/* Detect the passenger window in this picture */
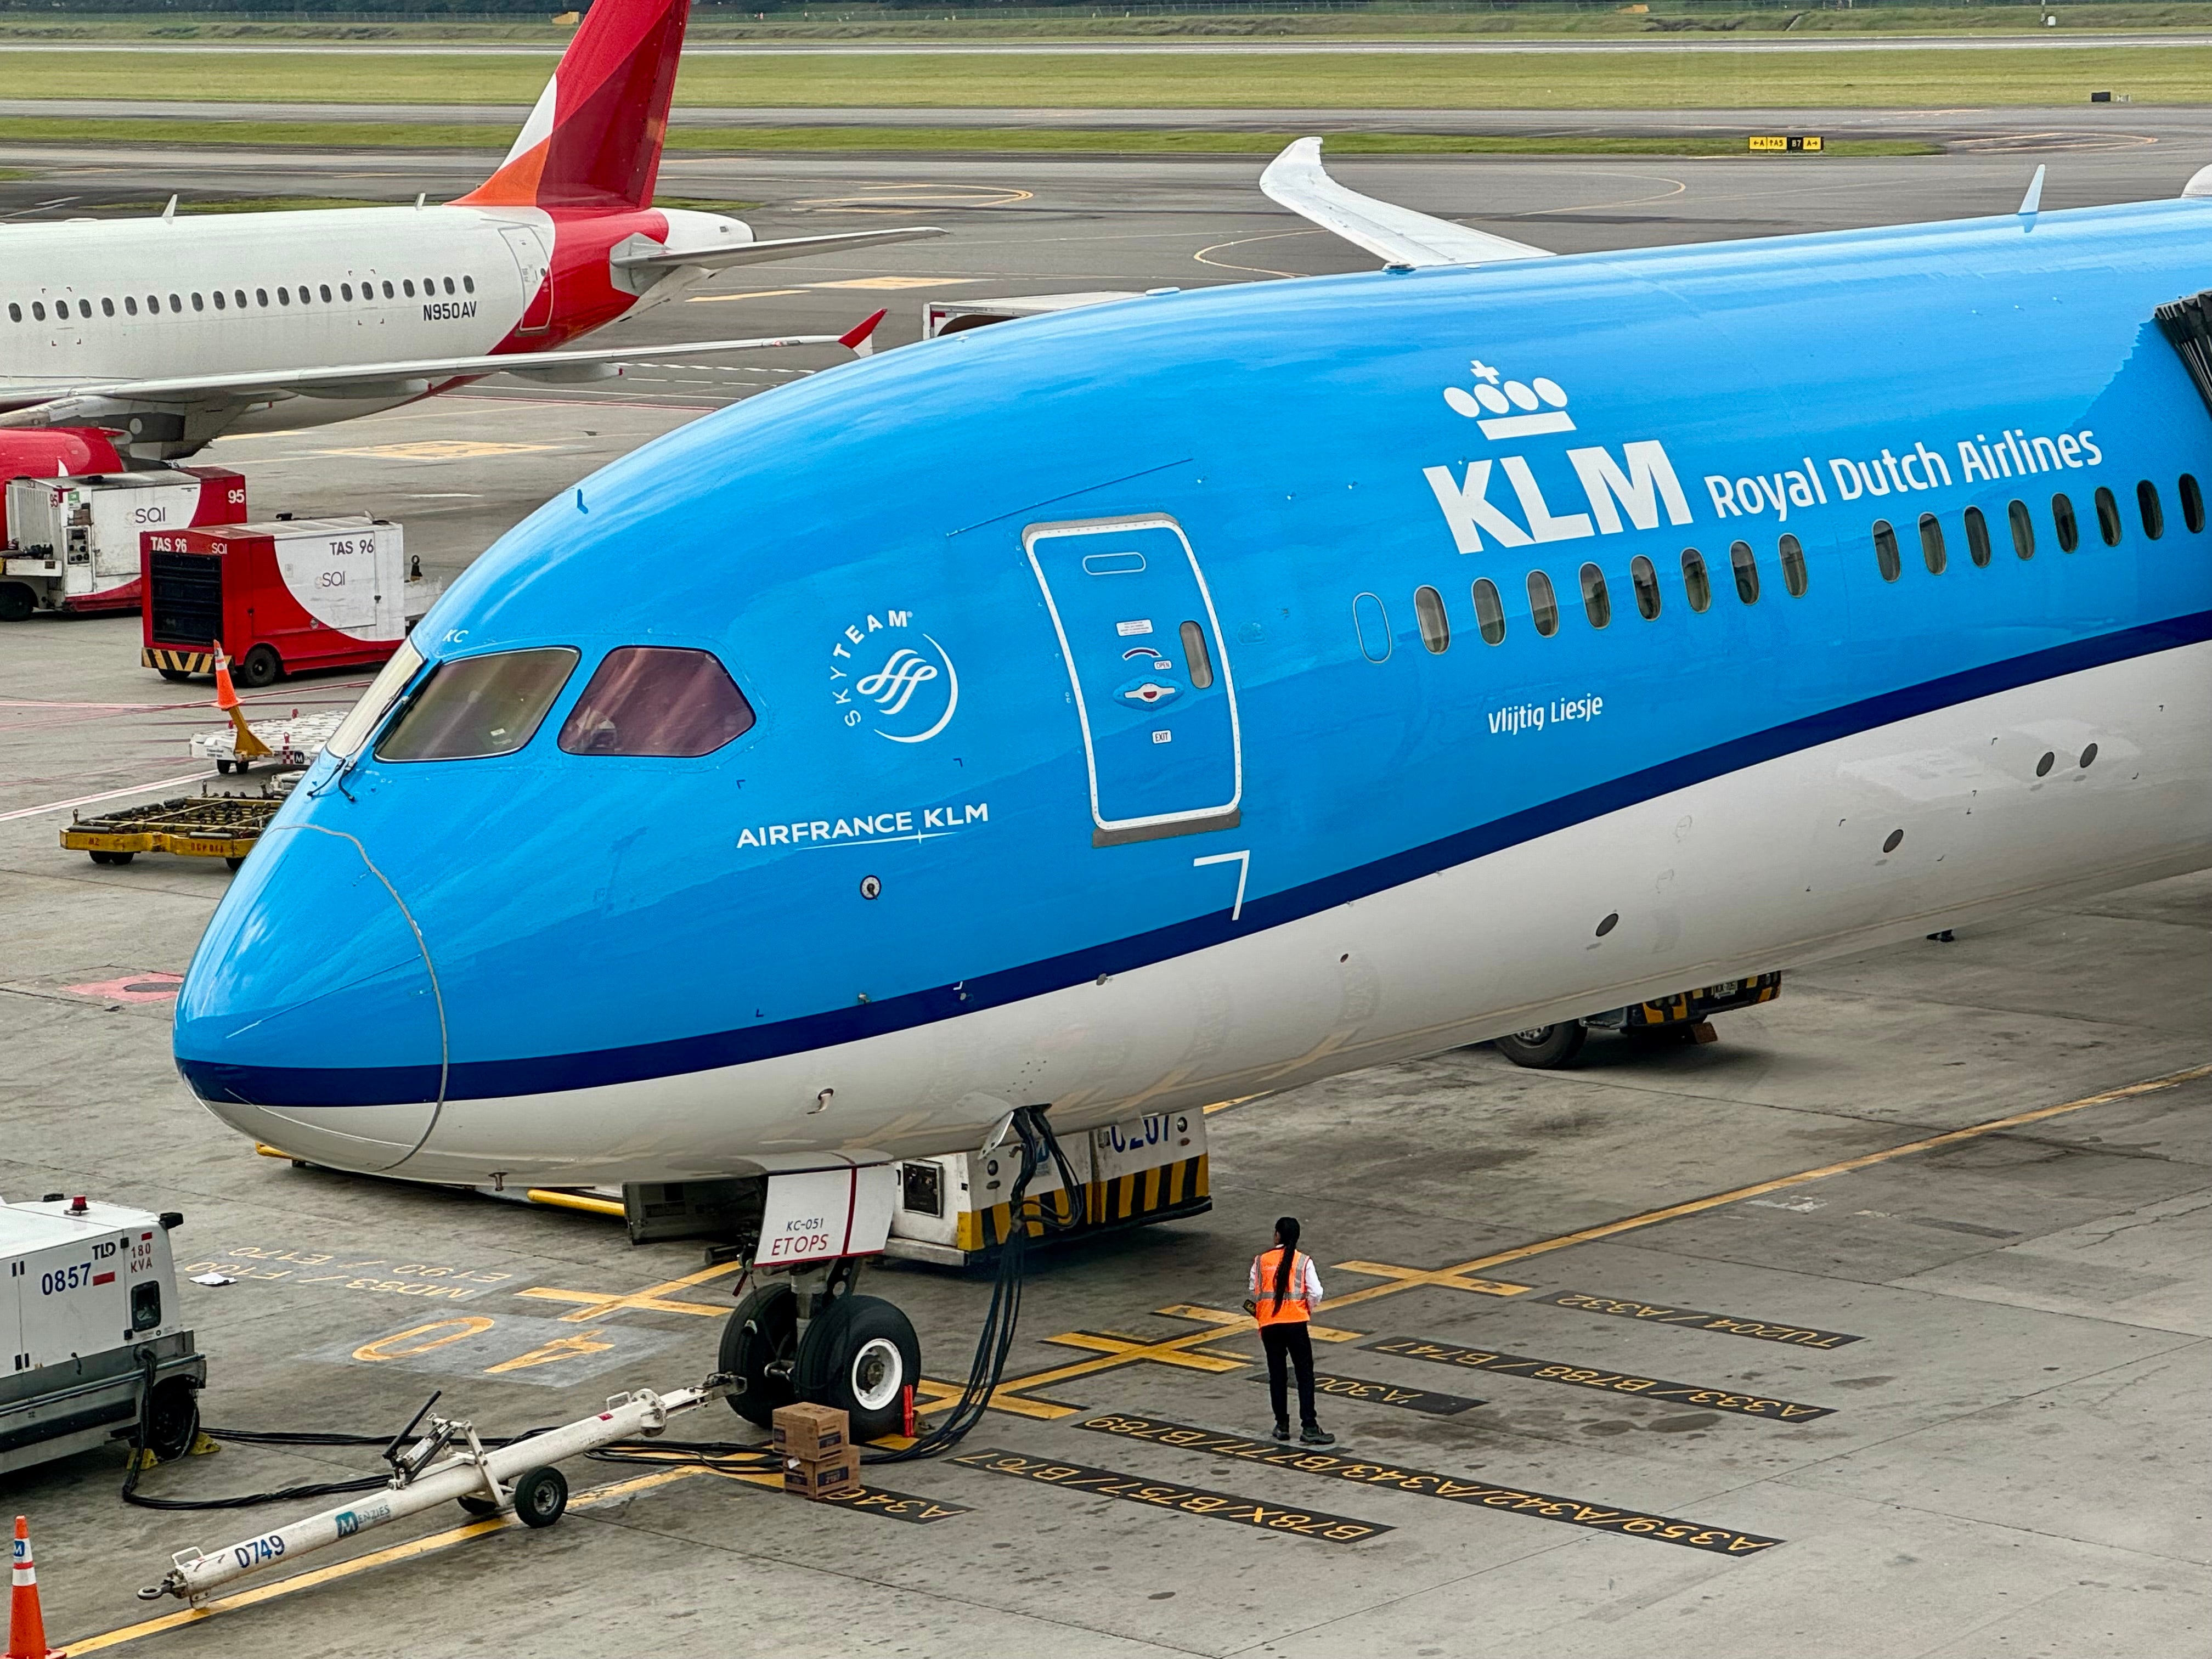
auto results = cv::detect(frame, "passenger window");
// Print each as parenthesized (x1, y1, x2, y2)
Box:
(74, 298, 87, 318)
(320, 284, 333, 303)
(145, 295, 159, 315)
(1352, 592, 1391, 663)
(2008, 499, 2034, 558)
(1470, 578, 1506, 645)
(1630, 554, 1661, 619)
(5, 304, 17, 323)
(1729, 539, 1760, 603)
(30, 302, 42, 321)
(376, 648, 580, 762)
(1178, 619, 1216, 687)
(382, 280, 395, 298)
(1527, 571, 1559, 637)
(212, 291, 224, 311)
(1962, 507, 1991, 567)
(234, 290, 245, 309)
(101, 297, 114, 317)
(341, 282, 353, 301)
(191, 292, 204, 312)
(1681, 548, 1712, 612)
(444, 277, 456, 295)
(1872, 520, 1900, 582)
(277, 287, 290, 306)
(1579, 563, 1611, 629)
(556, 647, 756, 757)
(255, 289, 268, 307)
(464, 275, 476, 294)
(2052, 492, 2079, 552)
(2182, 473, 2205, 533)
(1413, 585, 1449, 653)
(2136, 480, 2163, 540)
(1778, 533, 1808, 596)
(168, 294, 181, 313)
(123, 296, 137, 317)
(1918, 514, 1946, 575)
(2094, 487, 2121, 546)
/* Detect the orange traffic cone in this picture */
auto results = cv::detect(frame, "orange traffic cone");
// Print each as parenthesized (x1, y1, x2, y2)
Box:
(211, 640, 272, 764)
(8, 1516, 63, 1659)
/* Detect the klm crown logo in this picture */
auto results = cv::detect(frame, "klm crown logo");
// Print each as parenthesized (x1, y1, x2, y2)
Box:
(1443, 360, 1575, 440)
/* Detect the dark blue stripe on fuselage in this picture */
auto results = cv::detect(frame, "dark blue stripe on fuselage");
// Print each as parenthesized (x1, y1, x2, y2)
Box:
(175, 610, 2212, 1110)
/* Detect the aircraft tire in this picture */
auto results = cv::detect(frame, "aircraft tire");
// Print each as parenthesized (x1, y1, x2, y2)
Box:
(1494, 1022, 1589, 1069)
(721, 1281, 799, 1427)
(795, 1294, 919, 1442)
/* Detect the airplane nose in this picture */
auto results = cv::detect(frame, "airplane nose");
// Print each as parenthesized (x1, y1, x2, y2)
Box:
(174, 822, 446, 1172)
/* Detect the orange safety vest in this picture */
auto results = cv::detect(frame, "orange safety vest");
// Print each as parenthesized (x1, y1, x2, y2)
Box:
(1252, 1247, 1312, 1326)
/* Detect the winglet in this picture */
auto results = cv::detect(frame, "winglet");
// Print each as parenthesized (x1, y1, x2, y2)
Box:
(160, 195, 177, 224)
(839, 308, 889, 358)
(1259, 136, 1551, 270)
(2018, 163, 2047, 223)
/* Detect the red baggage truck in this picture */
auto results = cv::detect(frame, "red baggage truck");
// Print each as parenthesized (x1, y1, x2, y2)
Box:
(139, 515, 439, 686)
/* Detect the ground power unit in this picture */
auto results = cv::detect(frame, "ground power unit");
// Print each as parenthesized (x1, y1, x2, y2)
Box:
(0, 468, 245, 620)
(0, 1196, 204, 1477)
(140, 515, 440, 686)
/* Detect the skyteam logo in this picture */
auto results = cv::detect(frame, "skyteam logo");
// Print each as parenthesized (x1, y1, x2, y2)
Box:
(1443, 361, 1575, 441)
(829, 608, 960, 744)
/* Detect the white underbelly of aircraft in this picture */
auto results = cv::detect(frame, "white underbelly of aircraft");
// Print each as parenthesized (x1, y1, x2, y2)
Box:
(241, 641, 2212, 1186)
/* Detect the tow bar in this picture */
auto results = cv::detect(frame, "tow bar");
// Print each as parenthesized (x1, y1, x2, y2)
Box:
(139, 1375, 729, 1605)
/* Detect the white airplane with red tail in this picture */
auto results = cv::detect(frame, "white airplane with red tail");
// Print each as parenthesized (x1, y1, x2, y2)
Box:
(0, 0, 932, 468)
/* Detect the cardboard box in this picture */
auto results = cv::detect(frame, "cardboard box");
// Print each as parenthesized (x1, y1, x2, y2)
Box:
(772, 1401, 848, 1460)
(783, 1446, 860, 1500)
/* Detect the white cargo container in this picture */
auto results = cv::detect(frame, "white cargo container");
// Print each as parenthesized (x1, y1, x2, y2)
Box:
(0, 467, 246, 620)
(0, 1195, 204, 1475)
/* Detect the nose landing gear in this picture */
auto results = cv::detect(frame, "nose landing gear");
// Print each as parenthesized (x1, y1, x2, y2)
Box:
(721, 1258, 922, 1442)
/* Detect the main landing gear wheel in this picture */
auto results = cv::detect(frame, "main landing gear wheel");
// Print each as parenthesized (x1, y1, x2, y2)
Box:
(796, 1294, 920, 1442)
(1495, 1022, 1589, 1070)
(722, 1281, 799, 1429)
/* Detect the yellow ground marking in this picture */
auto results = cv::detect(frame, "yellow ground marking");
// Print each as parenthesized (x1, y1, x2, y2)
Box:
(484, 1331, 617, 1374)
(515, 1257, 742, 1323)
(1201, 1094, 1265, 1116)
(922, 1063, 2212, 1417)
(66, 1467, 703, 1654)
(687, 288, 803, 303)
(1322, 1061, 2212, 1304)
(313, 440, 557, 460)
(805, 275, 971, 291)
(1155, 1303, 1362, 1345)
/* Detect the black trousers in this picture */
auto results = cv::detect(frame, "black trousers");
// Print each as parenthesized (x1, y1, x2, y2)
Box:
(1261, 1320, 1318, 1427)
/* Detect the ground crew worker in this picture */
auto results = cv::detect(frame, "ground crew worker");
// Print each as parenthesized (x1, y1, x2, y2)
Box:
(1250, 1216, 1335, 1446)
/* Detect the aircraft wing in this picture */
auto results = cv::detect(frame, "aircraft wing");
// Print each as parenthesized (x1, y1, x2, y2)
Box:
(612, 225, 947, 274)
(0, 314, 888, 426)
(1260, 137, 1553, 269)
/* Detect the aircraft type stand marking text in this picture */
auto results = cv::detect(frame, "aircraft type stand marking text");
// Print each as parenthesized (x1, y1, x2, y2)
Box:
(1364, 1338, 1835, 1422)
(1077, 1415, 1784, 1555)
(1534, 1290, 1864, 1349)
(949, 1448, 1387, 1543)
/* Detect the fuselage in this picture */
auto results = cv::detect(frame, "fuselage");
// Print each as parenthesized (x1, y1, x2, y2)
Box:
(174, 195, 2212, 1184)
(0, 204, 737, 445)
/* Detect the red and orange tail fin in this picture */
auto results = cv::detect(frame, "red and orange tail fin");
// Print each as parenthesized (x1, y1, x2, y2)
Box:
(455, 0, 689, 212)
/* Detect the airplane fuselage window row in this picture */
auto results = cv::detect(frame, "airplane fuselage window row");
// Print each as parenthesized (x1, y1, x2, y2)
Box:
(5, 273, 478, 324)
(1871, 473, 2200, 579)
(1387, 532, 1810, 656)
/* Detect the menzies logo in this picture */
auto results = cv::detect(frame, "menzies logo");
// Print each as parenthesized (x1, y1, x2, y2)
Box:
(830, 608, 960, 744)
(1424, 360, 1692, 552)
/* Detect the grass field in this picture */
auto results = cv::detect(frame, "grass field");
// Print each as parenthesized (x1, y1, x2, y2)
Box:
(0, 117, 1938, 157)
(0, 44, 2196, 109)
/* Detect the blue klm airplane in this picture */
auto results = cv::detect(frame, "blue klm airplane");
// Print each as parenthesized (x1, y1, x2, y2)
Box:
(172, 142, 2212, 1430)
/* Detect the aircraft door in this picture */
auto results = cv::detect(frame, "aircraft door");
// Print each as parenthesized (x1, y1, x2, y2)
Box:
(1025, 515, 1242, 846)
(499, 226, 553, 335)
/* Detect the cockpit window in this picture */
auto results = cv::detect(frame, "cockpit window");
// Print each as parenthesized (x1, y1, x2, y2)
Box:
(326, 638, 424, 759)
(376, 647, 579, 761)
(557, 646, 755, 757)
